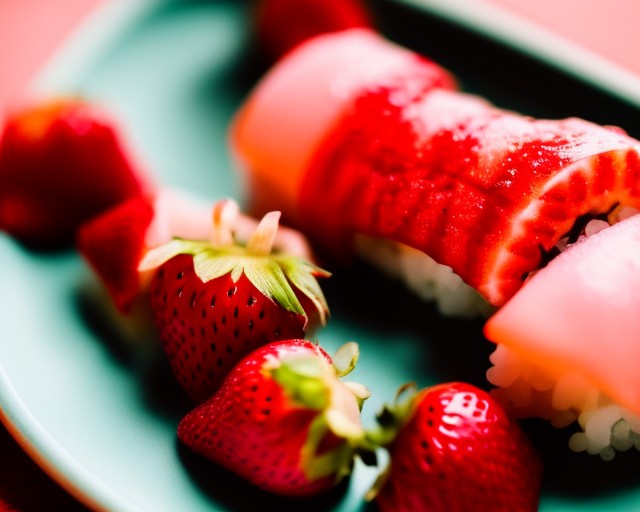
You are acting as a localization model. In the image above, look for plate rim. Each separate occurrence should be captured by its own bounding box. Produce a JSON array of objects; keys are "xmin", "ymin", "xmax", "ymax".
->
[
  {"xmin": 395, "ymin": 0, "xmax": 640, "ymax": 108},
  {"xmin": 0, "ymin": 2, "xmax": 163, "ymax": 510}
]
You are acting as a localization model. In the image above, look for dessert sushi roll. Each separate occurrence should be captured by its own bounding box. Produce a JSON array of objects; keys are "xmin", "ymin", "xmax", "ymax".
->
[
  {"xmin": 230, "ymin": 28, "xmax": 640, "ymax": 317},
  {"xmin": 484, "ymin": 213, "xmax": 640, "ymax": 460}
]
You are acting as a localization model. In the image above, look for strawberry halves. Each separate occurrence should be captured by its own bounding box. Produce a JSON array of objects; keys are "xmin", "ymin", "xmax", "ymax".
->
[
  {"xmin": 0, "ymin": 98, "xmax": 152, "ymax": 248},
  {"xmin": 177, "ymin": 339, "xmax": 371, "ymax": 496},
  {"xmin": 368, "ymin": 382, "xmax": 542, "ymax": 512}
]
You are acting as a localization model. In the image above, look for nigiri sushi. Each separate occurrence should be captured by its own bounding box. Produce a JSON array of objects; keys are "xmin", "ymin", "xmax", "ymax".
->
[
  {"xmin": 230, "ymin": 28, "xmax": 640, "ymax": 316},
  {"xmin": 484, "ymin": 213, "xmax": 640, "ymax": 460}
]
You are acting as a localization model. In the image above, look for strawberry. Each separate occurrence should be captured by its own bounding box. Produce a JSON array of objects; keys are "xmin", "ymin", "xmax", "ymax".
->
[
  {"xmin": 177, "ymin": 339, "xmax": 371, "ymax": 496},
  {"xmin": 369, "ymin": 382, "xmax": 542, "ymax": 512},
  {"xmin": 254, "ymin": 0, "xmax": 374, "ymax": 62},
  {"xmin": 77, "ymin": 196, "xmax": 155, "ymax": 314},
  {"xmin": 0, "ymin": 98, "xmax": 151, "ymax": 248},
  {"xmin": 139, "ymin": 202, "xmax": 330, "ymax": 402},
  {"xmin": 78, "ymin": 192, "xmax": 316, "ymax": 316}
]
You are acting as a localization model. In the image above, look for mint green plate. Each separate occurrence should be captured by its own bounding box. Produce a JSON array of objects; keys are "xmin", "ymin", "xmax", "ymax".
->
[{"xmin": 1, "ymin": 1, "xmax": 639, "ymax": 511}]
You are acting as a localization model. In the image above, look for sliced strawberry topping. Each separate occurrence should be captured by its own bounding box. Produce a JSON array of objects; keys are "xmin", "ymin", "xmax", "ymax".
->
[
  {"xmin": 0, "ymin": 99, "xmax": 151, "ymax": 248},
  {"xmin": 300, "ymin": 87, "xmax": 640, "ymax": 305},
  {"xmin": 230, "ymin": 29, "xmax": 456, "ymax": 225}
]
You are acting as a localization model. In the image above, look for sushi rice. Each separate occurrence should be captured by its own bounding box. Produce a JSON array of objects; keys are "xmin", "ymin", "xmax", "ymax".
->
[
  {"xmin": 354, "ymin": 234, "xmax": 494, "ymax": 318},
  {"xmin": 488, "ymin": 343, "xmax": 640, "ymax": 461},
  {"xmin": 487, "ymin": 210, "xmax": 640, "ymax": 460},
  {"xmin": 358, "ymin": 210, "xmax": 640, "ymax": 460}
]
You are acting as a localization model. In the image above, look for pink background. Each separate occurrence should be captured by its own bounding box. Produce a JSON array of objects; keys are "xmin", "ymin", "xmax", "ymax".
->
[
  {"xmin": 0, "ymin": 0, "xmax": 639, "ymax": 118},
  {"xmin": 491, "ymin": 0, "xmax": 640, "ymax": 76},
  {"xmin": 0, "ymin": 0, "xmax": 106, "ymax": 115}
]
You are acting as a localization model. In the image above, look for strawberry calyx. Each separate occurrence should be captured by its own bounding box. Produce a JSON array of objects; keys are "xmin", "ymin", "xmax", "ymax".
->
[
  {"xmin": 366, "ymin": 382, "xmax": 419, "ymax": 448},
  {"xmin": 363, "ymin": 383, "xmax": 421, "ymax": 501},
  {"xmin": 268, "ymin": 342, "xmax": 372, "ymax": 483},
  {"xmin": 138, "ymin": 199, "xmax": 330, "ymax": 325}
]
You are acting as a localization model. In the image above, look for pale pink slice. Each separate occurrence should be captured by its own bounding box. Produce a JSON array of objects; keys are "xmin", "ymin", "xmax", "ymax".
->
[{"xmin": 484, "ymin": 214, "xmax": 640, "ymax": 416}]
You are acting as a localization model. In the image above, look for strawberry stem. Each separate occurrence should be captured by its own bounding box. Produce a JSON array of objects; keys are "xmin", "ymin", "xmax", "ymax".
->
[
  {"xmin": 210, "ymin": 199, "xmax": 239, "ymax": 246},
  {"xmin": 247, "ymin": 211, "xmax": 281, "ymax": 255},
  {"xmin": 364, "ymin": 383, "xmax": 418, "ymax": 448},
  {"xmin": 332, "ymin": 342, "xmax": 360, "ymax": 378}
]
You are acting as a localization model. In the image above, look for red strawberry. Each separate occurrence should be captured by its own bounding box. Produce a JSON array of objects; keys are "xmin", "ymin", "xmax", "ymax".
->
[
  {"xmin": 254, "ymin": 0, "xmax": 373, "ymax": 62},
  {"xmin": 77, "ymin": 196, "xmax": 155, "ymax": 313},
  {"xmin": 0, "ymin": 98, "xmax": 152, "ymax": 248},
  {"xmin": 139, "ymin": 204, "xmax": 330, "ymax": 402},
  {"xmin": 369, "ymin": 382, "xmax": 542, "ymax": 512},
  {"xmin": 177, "ymin": 339, "xmax": 371, "ymax": 496}
]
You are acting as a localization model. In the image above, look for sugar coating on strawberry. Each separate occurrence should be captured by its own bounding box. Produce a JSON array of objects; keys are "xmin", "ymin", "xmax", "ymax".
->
[
  {"xmin": 139, "ymin": 203, "xmax": 330, "ymax": 402},
  {"xmin": 0, "ymin": 98, "xmax": 152, "ymax": 248},
  {"xmin": 254, "ymin": 0, "xmax": 373, "ymax": 62},
  {"xmin": 370, "ymin": 382, "xmax": 542, "ymax": 512},
  {"xmin": 178, "ymin": 339, "xmax": 370, "ymax": 496}
]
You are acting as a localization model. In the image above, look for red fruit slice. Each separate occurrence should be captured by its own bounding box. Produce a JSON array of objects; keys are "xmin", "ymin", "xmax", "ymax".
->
[
  {"xmin": 0, "ymin": 99, "xmax": 152, "ymax": 247},
  {"xmin": 299, "ymin": 87, "xmax": 640, "ymax": 305}
]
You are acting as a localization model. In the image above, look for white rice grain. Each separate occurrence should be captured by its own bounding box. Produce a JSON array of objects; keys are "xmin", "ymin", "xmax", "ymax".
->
[
  {"xmin": 354, "ymin": 234, "xmax": 494, "ymax": 318},
  {"xmin": 487, "ymin": 345, "xmax": 640, "ymax": 460}
]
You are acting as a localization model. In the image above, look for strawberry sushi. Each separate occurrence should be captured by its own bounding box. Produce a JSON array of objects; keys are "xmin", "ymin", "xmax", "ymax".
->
[
  {"xmin": 484, "ymin": 213, "xmax": 640, "ymax": 460},
  {"xmin": 230, "ymin": 28, "xmax": 640, "ymax": 317},
  {"xmin": 230, "ymin": 27, "xmax": 640, "ymax": 457}
]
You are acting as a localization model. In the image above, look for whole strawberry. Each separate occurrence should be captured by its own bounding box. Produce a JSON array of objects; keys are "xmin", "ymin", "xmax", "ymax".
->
[
  {"xmin": 0, "ymin": 98, "xmax": 151, "ymax": 248},
  {"xmin": 139, "ymin": 204, "xmax": 330, "ymax": 402},
  {"xmin": 370, "ymin": 382, "xmax": 542, "ymax": 512},
  {"xmin": 178, "ymin": 339, "xmax": 370, "ymax": 496}
]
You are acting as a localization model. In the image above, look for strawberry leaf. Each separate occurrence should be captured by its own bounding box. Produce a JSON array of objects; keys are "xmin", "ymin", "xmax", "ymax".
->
[
  {"xmin": 138, "ymin": 209, "xmax": 330, "ymax": 319},
  {"xmin": 243, "ymin": 258, "xmax": 306, "ymax": 316},
  {"xmin": 332, "ymin": 341, "xmax": 359, "ymax": 377},
  {"xmin": 270, "ymin": 354, "xmax": 330, "ymax": 410},
  {"xmin": 138, "ymin": 239, "xmax": 207, "ymax": 271},
  {"xmin": 192, "ymin": 250, "xmax": 241, "ymax": 282},
  {"xmin": 279, "ymin": 256, "xmax": 330, "ymax": 325}
]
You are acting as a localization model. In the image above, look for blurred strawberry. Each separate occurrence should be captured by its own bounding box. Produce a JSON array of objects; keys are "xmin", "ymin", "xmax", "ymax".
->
[
  {"xmin": 254, "ymin": 0, "xmax": 374, "ymax": 62},
  {"xmin": 0, "ymin": 98, "xmax": 152, "ymax": 248},
  {"xmin": 77, "ymin": 196, "xmax": 155, "ymax": 314}
]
